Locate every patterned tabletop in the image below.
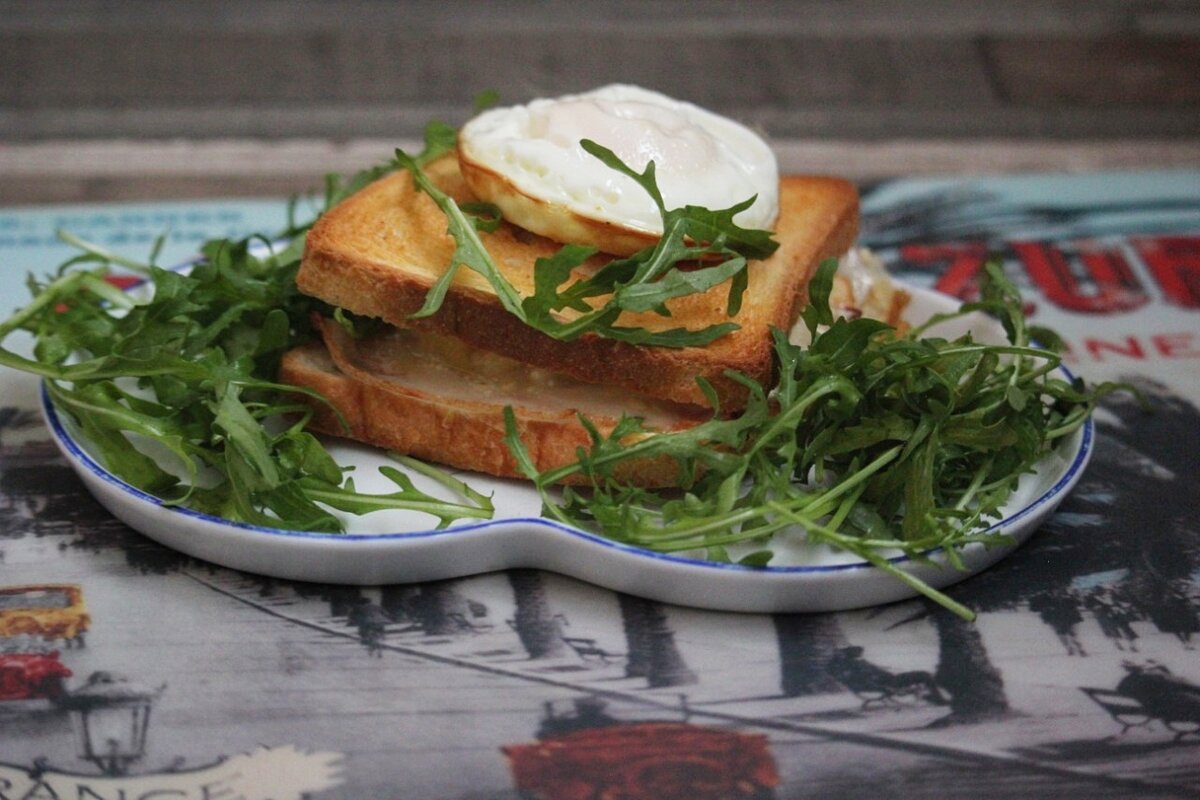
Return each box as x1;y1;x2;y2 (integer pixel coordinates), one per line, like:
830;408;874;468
0;168;1198;799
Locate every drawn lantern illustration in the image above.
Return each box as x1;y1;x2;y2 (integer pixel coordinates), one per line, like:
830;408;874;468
61;671;163;776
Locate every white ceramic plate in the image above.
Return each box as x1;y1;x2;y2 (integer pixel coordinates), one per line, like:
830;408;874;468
42;285;1092;613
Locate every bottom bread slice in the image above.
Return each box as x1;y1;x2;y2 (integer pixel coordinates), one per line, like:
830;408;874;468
278;320;709;488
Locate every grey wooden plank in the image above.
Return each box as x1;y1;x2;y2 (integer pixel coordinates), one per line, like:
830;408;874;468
1;31;341;104
0;0;1192;36
0;31;999;108
985;36;1200;106
3;26;1191;111
1136;7;1200;35
3;139;1199;206
6;101;1200;142
2;4;1197;144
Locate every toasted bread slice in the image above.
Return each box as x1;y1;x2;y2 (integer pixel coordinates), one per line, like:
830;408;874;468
279;318;709;487
298;156;858;412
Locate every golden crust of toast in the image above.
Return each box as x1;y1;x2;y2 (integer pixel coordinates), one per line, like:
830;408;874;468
279;320;707;488
298;155;859;411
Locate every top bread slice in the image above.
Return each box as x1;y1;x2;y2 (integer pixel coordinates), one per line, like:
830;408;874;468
298;155;859;412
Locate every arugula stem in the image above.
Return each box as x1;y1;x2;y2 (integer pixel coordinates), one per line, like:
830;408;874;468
389;453;494;512
746;376;857;460
0;271;91;338
954;457;995;512
641;505;778;543
767;500;976;621
300;486;493;520
405;163;528;318
1046;408;1094;440
827;483;866;532
794;446;903;520
56;229;155;273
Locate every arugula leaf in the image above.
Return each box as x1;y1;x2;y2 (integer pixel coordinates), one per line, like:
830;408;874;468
397;148;528;321
578;139;777;260
505;259;1129;620
0;154;495;533
395;137;779;348
799;258;837;336
473;89;501;113
318;119;457;215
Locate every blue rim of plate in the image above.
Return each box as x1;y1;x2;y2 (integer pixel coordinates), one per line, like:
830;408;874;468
40;367;1094;577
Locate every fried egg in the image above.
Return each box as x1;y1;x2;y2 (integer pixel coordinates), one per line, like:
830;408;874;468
457;84;779;256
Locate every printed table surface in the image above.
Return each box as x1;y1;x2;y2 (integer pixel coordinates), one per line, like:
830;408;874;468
1;170;1199;800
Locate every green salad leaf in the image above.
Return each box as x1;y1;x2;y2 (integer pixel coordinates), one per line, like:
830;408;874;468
0;144;492;533
395;138;777;347
505;258;1129;619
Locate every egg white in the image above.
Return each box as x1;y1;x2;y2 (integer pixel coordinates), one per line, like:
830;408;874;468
458;84;779;255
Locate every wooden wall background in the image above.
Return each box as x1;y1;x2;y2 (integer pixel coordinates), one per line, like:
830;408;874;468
2;0;1198;203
